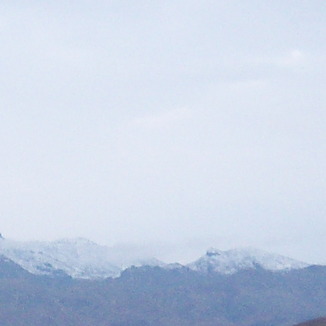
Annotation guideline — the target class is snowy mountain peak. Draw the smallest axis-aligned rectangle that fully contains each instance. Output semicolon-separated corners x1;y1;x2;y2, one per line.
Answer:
187;247;309;274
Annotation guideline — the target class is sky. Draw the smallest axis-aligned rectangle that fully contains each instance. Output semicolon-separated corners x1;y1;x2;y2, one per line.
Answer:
1;0;326;264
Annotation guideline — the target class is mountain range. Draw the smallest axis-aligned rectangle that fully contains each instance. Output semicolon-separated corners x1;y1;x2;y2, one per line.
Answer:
0;236;325;326
0;237;310;279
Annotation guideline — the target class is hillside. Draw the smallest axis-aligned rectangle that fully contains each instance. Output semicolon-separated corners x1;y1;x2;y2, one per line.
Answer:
0;257;325;326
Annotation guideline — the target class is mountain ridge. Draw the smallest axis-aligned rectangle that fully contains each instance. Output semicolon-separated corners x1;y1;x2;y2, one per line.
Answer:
0;260;325;326
0;237;314;279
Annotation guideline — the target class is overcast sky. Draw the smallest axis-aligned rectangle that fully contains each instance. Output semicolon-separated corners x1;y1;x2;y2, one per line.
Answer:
1;1;326;264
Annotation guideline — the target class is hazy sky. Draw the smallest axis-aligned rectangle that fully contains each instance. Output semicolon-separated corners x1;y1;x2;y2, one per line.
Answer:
1;1;326;264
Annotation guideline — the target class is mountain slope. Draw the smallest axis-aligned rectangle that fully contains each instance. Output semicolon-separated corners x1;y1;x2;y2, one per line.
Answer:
0;255;33;279
0;262;325;326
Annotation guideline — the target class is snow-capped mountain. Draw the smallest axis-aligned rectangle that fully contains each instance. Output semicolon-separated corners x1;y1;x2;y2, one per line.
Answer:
187;248;309;274
0;237;170;279
0;237;121;279
0;237;311;279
